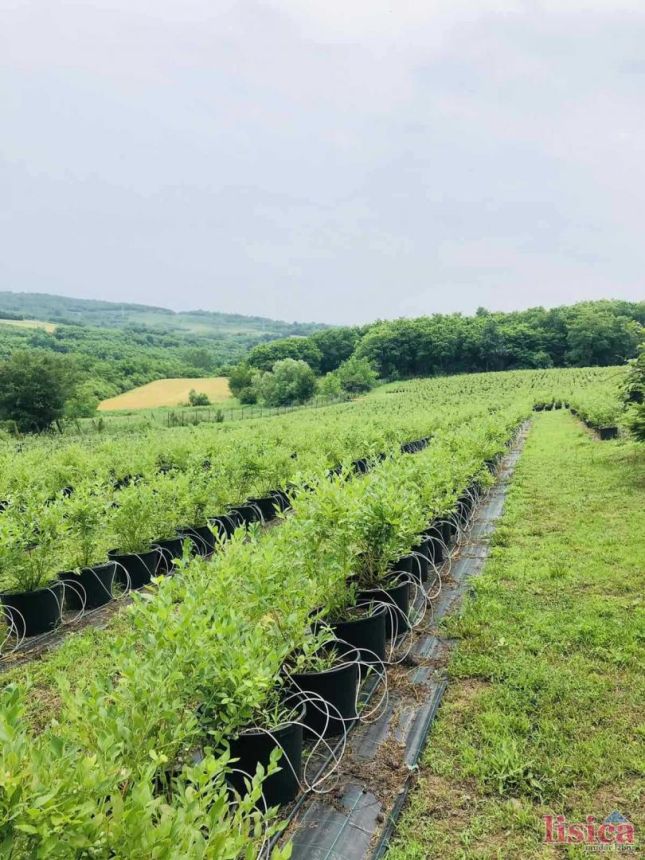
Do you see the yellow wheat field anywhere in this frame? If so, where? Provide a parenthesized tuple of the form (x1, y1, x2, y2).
(0, 318, 57, 333)
(98, 377, 232, 411)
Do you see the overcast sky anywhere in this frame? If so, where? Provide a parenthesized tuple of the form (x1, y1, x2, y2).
(2, 1, 644, 324)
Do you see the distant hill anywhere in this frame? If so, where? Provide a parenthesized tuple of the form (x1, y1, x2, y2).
(0, 291, 323, 338)
(0, 291, 327, 401)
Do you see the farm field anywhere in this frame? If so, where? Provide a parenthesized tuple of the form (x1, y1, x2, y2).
(0, 318, 57, 333)
(98, 377, 232, 410)
(0, 367, 639, 858)
(387, 411, 644, 859)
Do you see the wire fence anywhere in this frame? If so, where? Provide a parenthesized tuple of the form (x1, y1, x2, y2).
(59, 394, 357, 436)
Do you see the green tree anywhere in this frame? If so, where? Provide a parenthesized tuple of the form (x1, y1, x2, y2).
(238, 385, 259, 405)
(257, 359, 316, 406)
(565, 308, 641, 366)
(355, 320, 421, 378)
(310, 327, 362, 374)
(228, 363, 259, 404)
(624, 342, 645, 441)
(0, 351, 75, 433)
(65, 380, 100, 418)
(182, 347, 215, 373)
(228, 363, 254, 397)
(318, 372, 342, 398)
(334, 355, 378, 393)
(188, 389, 210, 407)
(247, 338, 323, 372)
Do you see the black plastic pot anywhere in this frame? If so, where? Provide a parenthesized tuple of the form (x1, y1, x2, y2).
(430, 536, 445, 564)
(113, 473, 142, 491)
(599, 426, 618, 440)
(457, 495, 474, 524)
(440, 518, 456, 546)
(247, 496, 278, 522)
(271, 489, 291, 512)
(1, 580, 64, 637)
(359, 578, 411, 638)
(0, 500, 8, 513)
(290, 655, 359, 738)
(209, 513, 241, 540)
(228, 704, 306, 807)
(227, 504, 261, 527)
(422, 527, 445, 564)
(330, 604, 387, 664)
(394, 551, 427, 582)
(393, 554, 413, 573)
(59, 562, 116, 610)
(401, 436, 430, 454)
(109, 548, 157, 589)
(408, 547, 429, 582)
(152, 537, 185, 573)
(352, 458, 370, 474)
(178, 525, 216, 557)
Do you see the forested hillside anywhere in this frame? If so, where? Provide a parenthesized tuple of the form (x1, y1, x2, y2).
(0, 292, 325, 399)
(0, 291, 322, 337)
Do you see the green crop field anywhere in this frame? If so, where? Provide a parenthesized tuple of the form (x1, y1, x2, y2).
(0, 366, 641, 858)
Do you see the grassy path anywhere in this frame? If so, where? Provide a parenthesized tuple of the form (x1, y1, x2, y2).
(388, 411, 644, 858)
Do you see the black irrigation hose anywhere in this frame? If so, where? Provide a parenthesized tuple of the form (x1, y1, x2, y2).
(265, 668, 387, 856)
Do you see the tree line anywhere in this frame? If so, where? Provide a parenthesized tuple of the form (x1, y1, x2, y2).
(227, 300, 643, 405)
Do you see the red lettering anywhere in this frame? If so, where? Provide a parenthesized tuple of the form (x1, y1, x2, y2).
(586, 815, 597, 843)
(555, 815, 566, 843)
(543, 815, 554, 843)
(598, 823, 615, 844)
(567, 824, 585, 843)
(616, 823, 635, 845)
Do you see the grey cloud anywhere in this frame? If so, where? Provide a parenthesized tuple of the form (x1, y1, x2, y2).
(2, 1, 644, 323)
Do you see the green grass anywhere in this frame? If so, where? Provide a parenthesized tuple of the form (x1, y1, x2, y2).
(65, 393, 356, 436)
(388, 411, 644, 859)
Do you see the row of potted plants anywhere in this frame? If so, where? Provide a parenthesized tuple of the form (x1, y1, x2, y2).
(0, 430, 435, 640)
(201, 423, 511, 810)
(0, 366, 617, 510)
(0, 408, 519, 856)
(533, 398, 621, 439)
(0, 383, 454, 503)
(7, 362, 617, 852)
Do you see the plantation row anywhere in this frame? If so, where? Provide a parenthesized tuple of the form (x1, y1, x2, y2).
(1, 411, 520, 856)
(0, 368, 625, 857)
(0, 368, 624, 631)
(0, 366, 622, 493)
